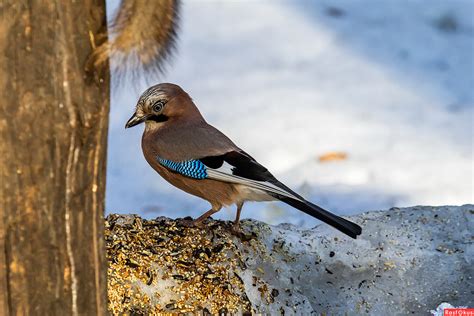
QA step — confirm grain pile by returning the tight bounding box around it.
[105,214,252,315]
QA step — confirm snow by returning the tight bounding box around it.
[106,0,474,226]
[239,205,474,314]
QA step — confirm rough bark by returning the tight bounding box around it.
[0,1,109,315]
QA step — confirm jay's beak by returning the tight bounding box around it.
[125,113,146,129]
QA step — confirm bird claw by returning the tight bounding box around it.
[190,219,205,228]
[230,223,256,241]
[232,221,240,232]
[177,217,199,228]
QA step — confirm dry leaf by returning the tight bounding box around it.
[318,152,348,162]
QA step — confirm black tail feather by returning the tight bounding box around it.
[276,196,362,239]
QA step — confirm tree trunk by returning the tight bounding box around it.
[0,1,109,315]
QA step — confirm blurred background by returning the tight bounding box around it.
[106,0,473,227]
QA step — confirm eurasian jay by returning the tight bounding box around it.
[125,83,362,238]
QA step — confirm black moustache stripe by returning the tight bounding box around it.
[147,114,169,123]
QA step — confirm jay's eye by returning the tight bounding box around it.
[152,100,166,112]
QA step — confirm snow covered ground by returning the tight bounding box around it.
[106,205,474,314]
[106,0,473,227]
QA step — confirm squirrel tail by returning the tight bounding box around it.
[91,0,180,79]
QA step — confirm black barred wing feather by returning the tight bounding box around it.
[157,150,362,238]
[200,151,362,239]
[200,151,303,201]
[201,151,271,181]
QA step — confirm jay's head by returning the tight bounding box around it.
[125,83,202,129]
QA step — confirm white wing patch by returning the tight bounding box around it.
[215,161,235,174]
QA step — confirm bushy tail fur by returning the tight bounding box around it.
[90,0,180,79]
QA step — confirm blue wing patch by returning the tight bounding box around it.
[157,157,208,179]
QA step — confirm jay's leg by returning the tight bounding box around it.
[233,202,244,229]
[192,206,221,226]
